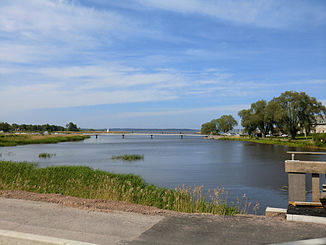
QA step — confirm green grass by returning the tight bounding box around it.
[112,154,144,161]
[38,153,56,158]
[0,161,243,215]
[218,136,326,149]
[0,134,90,147]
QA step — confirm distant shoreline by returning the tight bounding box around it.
[206,135,326,150]
[0,133,90,147]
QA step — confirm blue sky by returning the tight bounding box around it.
[0,0,325,129]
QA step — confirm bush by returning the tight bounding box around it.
[312,133,326,147]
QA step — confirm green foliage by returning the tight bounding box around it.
[0,134,89,147]
[312,134,326,147]
[238,91,326,139]
[201,115,237,134]
[66,122,80,131]
[218,136,315,148]
[112,154,144,161]
[215,115,238,133]
[38,153,56,158]
[0,122,65,132]
[201,121,217,134]
[0,161,239,215]
[271,91,326,139]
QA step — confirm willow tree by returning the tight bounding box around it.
[215,115,238,133]
[270,91,326,139]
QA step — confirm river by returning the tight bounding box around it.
[1,134,325,214]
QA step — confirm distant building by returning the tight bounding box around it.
[313,115,326,133]
[106,129,110,133]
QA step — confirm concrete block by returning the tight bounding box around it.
[265,207,287,218]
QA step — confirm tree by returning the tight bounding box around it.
[269,91,326,139]
[0,122,11,132]
[238,109,257,136]
[66,122,79,131]
[201,121,217,134]
[215,115,238,133]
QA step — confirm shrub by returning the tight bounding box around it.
[312,133,326,147]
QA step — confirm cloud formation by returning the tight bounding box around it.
[0,0,325,127]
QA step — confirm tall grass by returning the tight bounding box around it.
[38,153,56,158]
[0,134,90,147]
[218,136,325,149]
[112,154,144,161]
[0,161,240,215]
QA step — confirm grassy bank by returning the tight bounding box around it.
[0,161,239,215]
[217,136,326,149]
[0,134,90,147]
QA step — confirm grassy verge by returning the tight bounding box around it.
[217,136,326,149]
[0,134,90,147]
[112,154,144,161]
[0,161,240,215]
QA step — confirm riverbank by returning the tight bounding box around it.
[0,161,238,215]
[0,133,90,147]
[207,135,326,150]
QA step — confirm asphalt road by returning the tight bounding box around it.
[0,198,326,245]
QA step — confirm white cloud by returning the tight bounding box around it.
[0,83,177,112]
[108,104,249,119]
[137,0,326,29]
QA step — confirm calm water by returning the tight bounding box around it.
[1,135,325,214]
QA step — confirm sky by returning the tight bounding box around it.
[0,0,325,129]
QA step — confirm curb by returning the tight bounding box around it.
[0,229,98,245]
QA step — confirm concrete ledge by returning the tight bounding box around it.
[270,237,326,245]
[0,229,97,245]
[287,214,326,224]
[265,207,287,218]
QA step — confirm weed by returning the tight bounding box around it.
[38,153,56,158]
[0,134,89,147]
[112,154,144,161]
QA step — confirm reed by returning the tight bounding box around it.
[218,136,326,149]
[112,154,144,161]
[38,153,56,158]
[0,134,90,147]
[0,161,241,215]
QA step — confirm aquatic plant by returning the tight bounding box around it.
[112,154,144,161]
[0,134,90,147]
[38,153,56,158]
[0,161,239,215]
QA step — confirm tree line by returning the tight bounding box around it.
[0,122,80,132]
[201,91,326,139]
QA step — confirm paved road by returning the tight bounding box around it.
[0,198,326,245]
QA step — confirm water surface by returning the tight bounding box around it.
[1,135,325,214]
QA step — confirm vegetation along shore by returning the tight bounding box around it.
[0,134,90,147]
[202,91,326,149]
[210,135,326,150]
[0,161,244,215]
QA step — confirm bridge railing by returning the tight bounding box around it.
[285,151,326,203]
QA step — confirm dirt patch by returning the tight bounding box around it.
[0,190,177,216]
[0,190,290,224]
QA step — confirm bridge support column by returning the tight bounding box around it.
[288,173,306,202]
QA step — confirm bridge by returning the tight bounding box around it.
[90,133,206,139]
